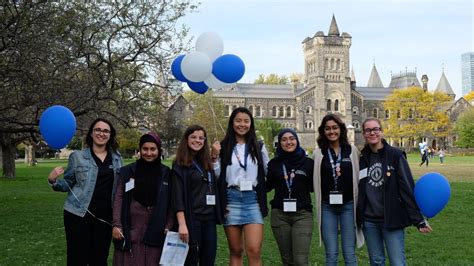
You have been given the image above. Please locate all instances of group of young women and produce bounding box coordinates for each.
[48,108,432,266]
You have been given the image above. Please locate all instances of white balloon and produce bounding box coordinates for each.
[204,74,232,89]
[181,51,212,82]
[195,32,224,62]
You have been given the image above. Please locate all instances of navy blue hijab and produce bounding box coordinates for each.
[274,128,307,169]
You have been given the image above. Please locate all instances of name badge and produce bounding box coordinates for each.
[206,194,216,205]
[240,180,253,191]
[329,191,343,205]
[125,178,135,192]
[283,198,297,212]
[359,168,368,180]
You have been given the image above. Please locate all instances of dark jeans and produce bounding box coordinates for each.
[64,210,112,266]
[185,219,217,266]
[270,208,313,266]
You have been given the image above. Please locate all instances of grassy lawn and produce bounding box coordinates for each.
[1,155,473,265]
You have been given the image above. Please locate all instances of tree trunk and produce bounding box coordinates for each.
[2,142,16,178]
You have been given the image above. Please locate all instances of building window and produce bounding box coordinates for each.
[373,108,378,118]
[305,120,313,129]
[249,105,254,116]
[335,99,339,112]
[306,106,312,114]
[397,110,401,119]
[286,106,292,118]
[327,100,332,111]
[272,106,277,117]
[279,106,284,117]
[354,120,360,129]
[225,105,231,117]
[385,110,390,119]
[256,106,262,117]
[408,108,414,119]
[352,106,359,115]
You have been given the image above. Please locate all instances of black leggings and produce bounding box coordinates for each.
[63,210,112,266]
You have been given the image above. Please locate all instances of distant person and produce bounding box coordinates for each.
[48,118,123,266]
[211,107,270,265]
[419,147,429,167]
[266,128,314,265]
[171,125,223,265]
[313,114,364,266]
[438,148,446,165]
[112,132,172,265]
[357,118,432,265]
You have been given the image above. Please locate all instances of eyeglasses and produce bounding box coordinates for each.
[363,127,382,135]
[93,128,111,135]
[324,126,340,131]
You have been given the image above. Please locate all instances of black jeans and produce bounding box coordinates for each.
[63,210,112,266]
[185,219,217,266]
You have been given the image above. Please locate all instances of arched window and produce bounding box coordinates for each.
[305,120,314,129]
[373,108,378,118]
[225,105,231,117]
[286,106,292,118]
[327,99,332,111]
[249,105,254,116]
[354,120,360,129]
[279,106,284,117]
[272,106,278,117]
[334,100,339,111]
[352,106,359,115]
[385,110,390,119]
[256,106,262,117]
[306,106,312,114]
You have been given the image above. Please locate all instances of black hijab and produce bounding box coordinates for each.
[274,128,307,169]
[133,133,162,207]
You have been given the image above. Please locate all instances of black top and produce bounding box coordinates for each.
[173,166,215,220]
[320,145,354,204]
[89,149,114,216]
[364,152,385,222]
[266,157,314,212]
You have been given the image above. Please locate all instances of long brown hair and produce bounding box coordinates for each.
[317,113,349,149]
[174,125,212,171]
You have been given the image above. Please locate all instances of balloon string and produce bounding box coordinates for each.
[207,92,225,140]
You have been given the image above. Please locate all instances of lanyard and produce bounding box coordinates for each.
[233,145,248,171]
[192,160,212,189]
[327,147,341,191]
[282,164,294,197]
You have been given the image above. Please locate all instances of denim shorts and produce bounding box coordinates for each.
[224,187,264,226]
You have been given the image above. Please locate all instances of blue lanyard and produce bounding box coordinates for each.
[233,145,248,171]
[282,164,294,197]
[192,160,212,184]
[327,147,341,190]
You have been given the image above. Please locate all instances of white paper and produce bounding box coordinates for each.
[159,231,189,265]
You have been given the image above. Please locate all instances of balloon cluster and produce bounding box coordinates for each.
[39,105,76,149]
[414,172,451,218]
[171,32,245,94]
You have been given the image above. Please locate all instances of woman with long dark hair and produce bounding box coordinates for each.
[48,118,123,265]
[211,107,269,266]
[313,114,363,265]
[171,125,223,266]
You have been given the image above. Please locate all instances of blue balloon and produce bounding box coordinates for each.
[212,54,245,83]
[414,172,451,218]
[187,81,208,94]
[39,105,76,149]
[171,55,188,82]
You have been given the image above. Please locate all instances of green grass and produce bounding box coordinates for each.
[1,156,474,265]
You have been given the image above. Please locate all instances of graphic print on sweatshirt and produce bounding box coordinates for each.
[368,162,384,187]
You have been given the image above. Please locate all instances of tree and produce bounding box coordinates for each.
[255,119,282,155]
[254,73,288,84]
[455,107,474,148]
[116,128,142,158]
[464,91,474,102]
[183,90,228,142]
[383,87,452,148]
[0,1,197,177]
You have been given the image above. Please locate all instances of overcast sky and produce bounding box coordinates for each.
[180,0,473,97]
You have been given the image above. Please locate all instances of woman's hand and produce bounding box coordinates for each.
[211,141,221,161]
[48,166,64,184]
[112,226,124,240]
[178,224,189,243]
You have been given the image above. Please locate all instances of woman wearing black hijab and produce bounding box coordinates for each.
[266,128,314,266]
[111,132,172,266]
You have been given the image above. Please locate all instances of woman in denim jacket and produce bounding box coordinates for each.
[48,118,123,266]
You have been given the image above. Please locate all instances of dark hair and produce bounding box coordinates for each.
[316,113,349,149]
[174,125,212,171]
[362,117,383,131]
[220,107,262,166]
[85,118,119,152]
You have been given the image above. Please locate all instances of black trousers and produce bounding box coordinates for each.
[63,210,112,266]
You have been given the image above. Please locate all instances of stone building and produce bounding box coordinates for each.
[210,15,470,150]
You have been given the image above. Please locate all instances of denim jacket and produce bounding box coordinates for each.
[52,148,123,217]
